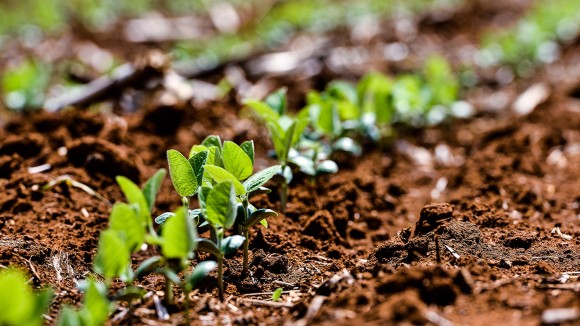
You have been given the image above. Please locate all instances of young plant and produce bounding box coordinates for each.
[245,88,309,211]
[199,137,280,277]
[116,168,167,236]
[56,279,112,326]
[194,181,245,301]
[167,135,280,277]
[0,268,53,326]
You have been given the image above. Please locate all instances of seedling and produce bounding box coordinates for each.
[272,287,283,302]
[0,268,53,326]
[167,136,280,277]
[57,279,111,326]
[245,88,309,211]
[200,138,280,276]
[116,168,167,235]
[193,181,245,301]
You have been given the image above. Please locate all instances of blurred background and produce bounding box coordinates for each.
[0,0,579,114]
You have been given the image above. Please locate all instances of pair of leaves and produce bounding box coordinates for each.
[116,168,166,228]
[0,269,53,326]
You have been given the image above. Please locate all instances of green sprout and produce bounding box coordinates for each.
[245,88,309,211]
[166,136,280,278]
[56,279,111,326]
[272,287,283,302]
[193,181,245,301]
[0,268,53,326]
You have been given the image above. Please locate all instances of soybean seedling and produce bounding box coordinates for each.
[56,279,112,326]
[245,88,309,212]
[0,268,53,326]
[194,181,245,301]
[199,137,280,277]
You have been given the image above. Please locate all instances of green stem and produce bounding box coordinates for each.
[164,276,173,305]
[217,255,224,302]
[216,228,225,302]
[242,228,250,276]
[242,198,250,277]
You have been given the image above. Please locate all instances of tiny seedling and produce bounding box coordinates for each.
[272,287,283,302]
[0,268,53,326]
[167,135,280,278]
[199,137,280,277]
[56,279,112,326]
[245,88,309,211]
[194,181,245,301]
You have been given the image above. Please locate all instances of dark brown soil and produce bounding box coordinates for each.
[1,1,579,325]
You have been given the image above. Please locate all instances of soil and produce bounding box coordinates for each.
[1,1,579,325]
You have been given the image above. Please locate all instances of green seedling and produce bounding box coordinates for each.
[0,268,53,326]
[200,138,280,277]
[245,88,309,211]
[167,136,280,277]
[194,181,245,301]
[116,168,167,236]
[56,279,112,326]
[272,287,283,302]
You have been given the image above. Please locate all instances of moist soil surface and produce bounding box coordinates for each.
[1,1,580,325]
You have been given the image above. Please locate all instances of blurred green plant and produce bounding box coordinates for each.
[479,0,580,75]
[0,268,53,326]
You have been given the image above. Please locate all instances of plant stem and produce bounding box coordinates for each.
[242,198,250,277]
[164,276,173,305]
[242,228,250,276]
[217,255,224,302]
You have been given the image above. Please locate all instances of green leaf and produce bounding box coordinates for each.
[203,165,246,195]
[189,144,208,158]
[222,141,253,180]
[93,230,131,281]
[189,150,209,186]
[244,209,277,228]
[272,287,283,302]
[114,286,146,303]
[243,165,282,193]
[57,306,81,326]
[317,160,339,174]
[221,235,245,255]
[185,261,217,291]
[80,279,111,326]
[160,269,181,284]
[240,140,255,165]
[195,238,220,256]
[205,181,237,229]
[109,203,145,252]
[202,135,222,151]
[116,176,150,227]
[332,137,362,156]
[142,168,167,213]
[268,121,287,163]
[245,99,280,122]
[155,212,175,225]
[135,256,163,280]
[265,88,287,116]
[260,219,268,228]
[0,269,36,325]
[162,207,197,259]
[167,149,198,197]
